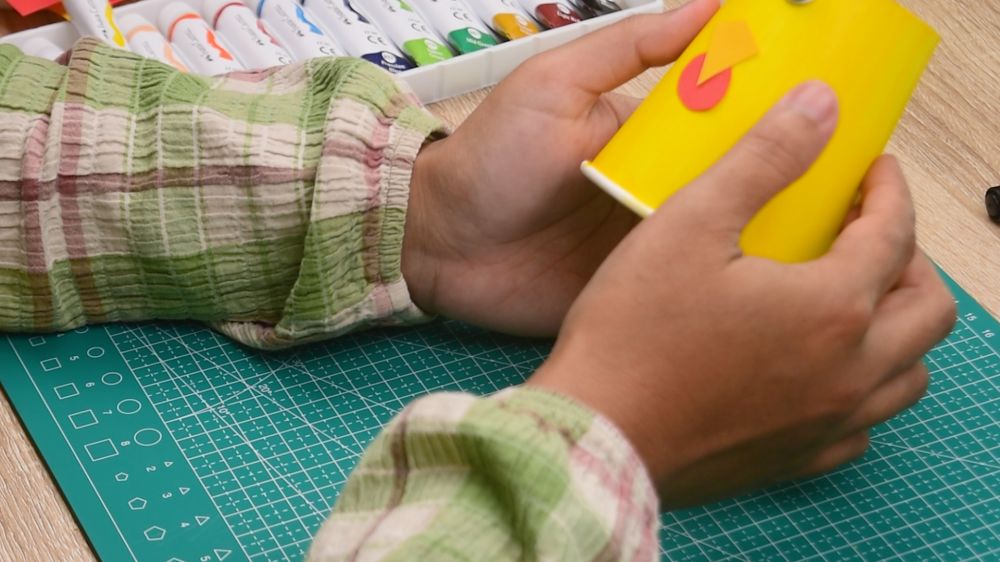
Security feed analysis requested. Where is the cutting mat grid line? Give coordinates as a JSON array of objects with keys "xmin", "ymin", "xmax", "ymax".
[
  {"xmin": 119, "ymin": 326, "xmax": 332, "ymax": 560},
  {"xmin": 109, "ymin": 320, "xmax": 540, "ymax": 561},
  {"xmin": 124, "ymin": 324, "xmax": 277, "ymax": 557},
  {"xmin": 0, "ymin": 278, "xmax": 997, "ymax": 562}
]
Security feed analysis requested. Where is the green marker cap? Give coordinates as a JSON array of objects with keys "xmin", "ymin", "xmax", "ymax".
[
  {"xmin": 403, "ymin": 38, "xmax": 453, "ymax": 66},
  {"xmin": 448, "ymin": 27, "xmax": 498, "ymax": 54}
]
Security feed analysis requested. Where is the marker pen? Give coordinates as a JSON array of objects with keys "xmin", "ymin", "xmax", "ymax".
[
  {"xmin": 159, "ymin": 2, "xmax": 244, "ymax": 75},
  {"xmin": 62, "ymin": 0, "xmax": 125, "ymax": 48},
  {"xmin": 203, "ymin": 0, "xmax": 293, "ymax": 69},
  {"xmin": 409, "ymin": 0, "xmax": 498, "ymax": 54},
  {"xmin": 20, "ymin": 37, "xmax": 65, "ymax": 60},
  {"xmin": 300, "ymin": 0, "xmax": 414, "ymax": 72},
  {"xmin": 517, "ymin": 0, "xmax": 582, "ymax": 29},
  {"xmin": 242, "ymin": 0, "xmax": 344, "ymax": 61},
  {"xmin": 356, "ymin": 0, "xmax": 453, "ymax": 66},
  {"xmin": 465, "ymin": 0, "xmax": 540, "ymax": 41},
  {"xmin": 119, "ymin": 14, "xmax": 190, "ymax": 71}
]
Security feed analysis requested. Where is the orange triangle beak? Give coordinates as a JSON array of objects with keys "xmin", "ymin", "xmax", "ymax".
[{"xmin": 699, "ymin": 20, "xmax": 759, "ymax": 86}]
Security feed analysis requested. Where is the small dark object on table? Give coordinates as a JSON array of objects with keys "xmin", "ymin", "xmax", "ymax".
[{"xmin": 987, "ymin": 186, "xmax": 1000, "ymax": 224}]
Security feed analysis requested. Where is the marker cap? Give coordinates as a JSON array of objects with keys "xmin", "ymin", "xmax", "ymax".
[
  {"xmin": 159, "ymin": 2, "xmax": 206, "ymax": 39},
  {"xmin": 202, "ymin": 0, "xmax": 248, "ymax": 26}
]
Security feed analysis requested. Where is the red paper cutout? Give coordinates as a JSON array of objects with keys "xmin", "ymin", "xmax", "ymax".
[
  {"xmin": 7, "ymin": 0, "xmax": 59, "ymax": 16},
  {"xmin": 8, "ymin": 0, "xmax": 126, "ymax": 18},
  {"xmin": 678, "ymin": 53, "xmax": 732, "ymax": 112}
]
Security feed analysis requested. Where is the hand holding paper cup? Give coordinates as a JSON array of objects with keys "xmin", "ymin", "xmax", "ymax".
[{"xmin": 582, "ymin": 0, "xmax": 939, "ymax": 263}]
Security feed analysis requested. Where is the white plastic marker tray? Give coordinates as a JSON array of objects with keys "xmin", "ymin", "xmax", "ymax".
[{"xmin": 1, "ymin": 0, "xmax": 662, "ymax": 103}]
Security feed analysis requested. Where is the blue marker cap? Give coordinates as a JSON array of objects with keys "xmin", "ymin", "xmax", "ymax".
[{"xmin": 362, "ymin": 51, "xmax": 414, "ymax": 73}]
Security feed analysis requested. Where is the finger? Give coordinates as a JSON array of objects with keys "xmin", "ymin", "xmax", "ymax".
[
  {"xmin": 586, "ymin": 94, "xmax": 645, "ymax": 147},
  {"xmin": 839, "ymin": 362, "xmax": 930, "ymax": 434},
  {"xmin": 531, "ymin": 0, "xmax": 719, "ymax": 108},
  {"xmin": 660, "ymin": 81, "xmax": 839, "ymax": 251},
  {"xmin": 840, "ymin": 203, "xmax": 862, "ymax": 231},
  {"xmin": 863, "ymin": 251, "xmax": 957, "ymax": 373},
  {"xmin": 822, "ymin": 156, "xmax": 917, "ymax": 302},
  {"xmin": 599, "ymin": 93, "xmax": 644, "ymax": 128},
  {"xmin": 795, "ymin": 431, "xmax": 871, "ymax": 478},
  {"xmin": 853, "ymin": 363, "xmax": 927, "ymax": 428},
  {"xmin": 586, "ymin": 94, "xmax": 647, "ymax": 156}
]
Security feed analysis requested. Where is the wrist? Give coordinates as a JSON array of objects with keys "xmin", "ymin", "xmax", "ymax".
[
  {"xmin": 527, "ymin": 346, "xmax": 676, "ymax": 492},
  {"xmin": 402, "ymin": 139, "xmax": 447, "ymax": 313}
]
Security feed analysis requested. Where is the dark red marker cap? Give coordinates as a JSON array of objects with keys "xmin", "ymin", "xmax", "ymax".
[
  {"xmin": 535, "ymin": 3, "xmax": 583, "ymax": 28},
  {"xmin": 987, "ymin": 186, "xmax": 1000, "ymax": 224}
]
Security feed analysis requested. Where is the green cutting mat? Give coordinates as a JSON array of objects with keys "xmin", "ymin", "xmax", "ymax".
[{"xmin": 1, "ymin": 272, "xmax": 997, "ymax": 562}]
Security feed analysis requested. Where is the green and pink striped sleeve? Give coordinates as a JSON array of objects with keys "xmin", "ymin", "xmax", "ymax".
[
  {"xmin": 0, "ymin": 39, "xmax": 660, "ymax": 561},
  {"xmin": 0, "ymin": 37, "xmax": 440, "ymax": 349},
  {"xmin": 310, "ymin": 387, "xmax": 660, "ymax": 561}
]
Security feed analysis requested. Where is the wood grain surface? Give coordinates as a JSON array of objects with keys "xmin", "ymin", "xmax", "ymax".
[{"xmin": 1, "ymin": 0, "xmax": 997, "ymax": 559}]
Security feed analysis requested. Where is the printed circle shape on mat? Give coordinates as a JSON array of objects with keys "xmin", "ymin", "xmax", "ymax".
[
  {"xmin": 87, "ymin": 346, "xmax": 105, "ymax": 358},
  {"xmin": 117, "ymin": 399, "xmax": 142, "ymax": 415},
  {"xmin": 102, "ymin": 371, "xmax": 124, "ymax": 386},
  {"xmin": 134, "ymin": 428, "xmax": 162, "ymax": 447},
  {"xmin": 678, "ymin": 53, "xmax": 732, "ymax": 112}
]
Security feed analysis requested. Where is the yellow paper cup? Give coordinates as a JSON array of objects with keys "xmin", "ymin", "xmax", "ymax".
[{"xmin": 582, "ymin": 0, "xmax": 939, "ymax": 263}]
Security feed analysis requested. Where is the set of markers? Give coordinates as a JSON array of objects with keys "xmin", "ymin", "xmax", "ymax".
[{"xmin": 17, "ymin": 0, "xmax": 623, "ymax": 76}]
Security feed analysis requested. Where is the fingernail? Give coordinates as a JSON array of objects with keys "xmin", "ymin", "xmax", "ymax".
[{"xmin": 782, "ymin": 81, "xmax": 838, "ymax": 134}]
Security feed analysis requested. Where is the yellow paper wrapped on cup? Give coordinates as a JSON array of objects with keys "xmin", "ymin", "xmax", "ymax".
[{"xmin": 582, "ymin": 0, "xmax": 939, "ymax": 263}]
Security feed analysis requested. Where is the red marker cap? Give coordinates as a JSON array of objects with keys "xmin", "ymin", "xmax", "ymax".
[{"xmin": 534, "ymin": 2, "xmax": 583, "ymax": 28}]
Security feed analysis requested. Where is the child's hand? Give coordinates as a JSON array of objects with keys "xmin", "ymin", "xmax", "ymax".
[
  {"xmin": 528, "ymin": 82, "xmax": 957, "ymax": 507},
  {"xmin": 403, "ymin": 0, "xmax": 719, "ymax": 336}
]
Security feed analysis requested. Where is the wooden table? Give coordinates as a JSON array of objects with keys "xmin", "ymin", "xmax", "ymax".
[{"xmin": 1, "ymin": 1, "xmax": 997, "ymax": 559}]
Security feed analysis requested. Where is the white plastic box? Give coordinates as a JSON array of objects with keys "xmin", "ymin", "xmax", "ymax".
[{"xmin": 0, "ymin": 0, "xmax": 662, "ymax": 103}]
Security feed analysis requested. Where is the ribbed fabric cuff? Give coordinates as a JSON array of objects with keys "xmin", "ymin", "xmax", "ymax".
[
  {"xmin": 314, "ymin": 386, "xmax": 659, "ymax": 561},
  {"xmin": 217, "ymin": 60, "xmax": 445, "ymax": 349}
]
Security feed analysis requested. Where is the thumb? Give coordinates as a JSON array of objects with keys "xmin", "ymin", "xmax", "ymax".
[
  {"xmin": 526, "ymin": 0, "xmax": 718, "ymax": 111},
  {"xmin": 664, "ymin": 82, "xmax": 839, "ymax": 249}
]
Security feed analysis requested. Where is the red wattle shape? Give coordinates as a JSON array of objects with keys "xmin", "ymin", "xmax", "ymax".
[{"xmin": 678, "ymin": 53, "xmax": 732, "ymax": 112}]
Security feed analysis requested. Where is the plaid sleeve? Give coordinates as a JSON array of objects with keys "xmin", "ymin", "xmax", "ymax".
[
  {"xmin": 308, "ymin": 387, "xmax": 660, "ymax": 561},
  {"xmin": 0, "ymin": 38, "xmax": 443, "ymax": 349}
]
